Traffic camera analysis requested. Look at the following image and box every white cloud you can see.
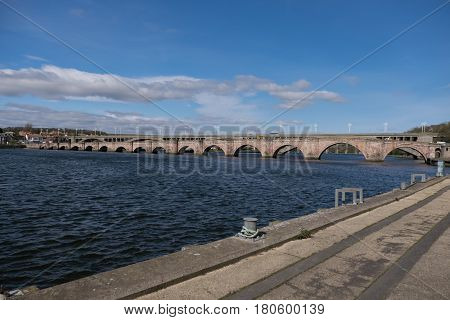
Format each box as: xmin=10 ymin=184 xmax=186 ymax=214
xmin=0 ymin=65 xmax=343 ymax=110
xmin=0 ymin=103 xmax=175 ymax=131
xmin=64 ymin=96 xmax=127 ymax=103
xmin=23 ymin=54 xmax=48 ymax=62
xmin=0 ymin=103 xmax=318 ymax=132
xmin=276 ymin=90 xmax=345 ymax=108
xmin=193 ymin=93 xmax=258 ymax=122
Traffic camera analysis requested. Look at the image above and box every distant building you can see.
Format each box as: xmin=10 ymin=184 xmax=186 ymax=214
xmin=0 ymin=134 xmax=8 ymax=144
xmin=19 ymin=130 xmax=32 ymax=137
xmin=0 ymin=132 xmax=14 ymax=144
xmin=25 ymin=134 xmax=44 ymax=143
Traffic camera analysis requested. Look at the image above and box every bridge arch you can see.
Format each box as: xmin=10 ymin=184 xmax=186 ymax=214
xmin=71 ymin=146 xmax=79 ymax=151
xmin=99 ymin=146 xmax=108 ymax=152
xmin=48 ymin=146 xmax=54 ymax=150
xmin=318 ymin=142 xmax=367 ymax=160
xmin=273 ymin=145 xmax=304 ymax=159
xmin=85 ymin=145 xmax=93 ymax=152
xmin=383 ymin=145 xmax=427 ymax=163
xmin=204 ymin=145 xmax=226 ymax=156
xmin=233 ymin=144 xmax=262 ymax=157
xmin=116 ymin=146 xmax=127 ymax=153
xmin=178 ymin=146 xmax=195 ymax=155
xmin=152 ymin=147 xmax=166 ymax=154
xmin=134 ymin=147 xmax=146 ymax=153
xmin=58 ymin=146 xmax=66 ymax=150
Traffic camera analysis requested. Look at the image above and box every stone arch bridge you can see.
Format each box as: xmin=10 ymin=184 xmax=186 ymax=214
xmin=30 ymin=135 xmax=442 ymax=163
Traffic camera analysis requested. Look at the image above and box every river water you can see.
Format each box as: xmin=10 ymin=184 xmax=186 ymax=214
xmin=0 ymin=149 xmax=436 ymax=290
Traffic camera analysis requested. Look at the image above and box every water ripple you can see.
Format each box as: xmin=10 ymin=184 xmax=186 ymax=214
xmin=0 ymin=149 xmax=435 ymax=289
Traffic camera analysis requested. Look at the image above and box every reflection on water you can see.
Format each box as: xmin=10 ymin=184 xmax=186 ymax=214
xmin=0 ymin=149 xmax=435 ymax=289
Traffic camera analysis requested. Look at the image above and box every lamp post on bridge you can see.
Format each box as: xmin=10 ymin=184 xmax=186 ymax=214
xmin=420 ymin=122 xmax=427 ymax=133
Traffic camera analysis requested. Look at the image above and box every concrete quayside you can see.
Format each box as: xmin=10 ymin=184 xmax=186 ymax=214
xmin=14 ymin=175 xmax=450 ymax=300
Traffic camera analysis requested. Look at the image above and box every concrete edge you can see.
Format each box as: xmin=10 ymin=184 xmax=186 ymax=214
xmin=224 ymin=185 xmax=450 ymax=300
xmin=19 ymin=176 xmax=448 ymax=300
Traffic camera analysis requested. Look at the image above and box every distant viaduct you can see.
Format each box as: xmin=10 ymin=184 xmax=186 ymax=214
xmin=27 ymin=133 xmax=445 ymax=163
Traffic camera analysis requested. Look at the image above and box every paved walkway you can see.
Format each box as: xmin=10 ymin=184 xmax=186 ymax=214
xmin=139 ymin=179 xmax=450 ymax=300
xmin=385 ymin=226 xmax=450 ymax=299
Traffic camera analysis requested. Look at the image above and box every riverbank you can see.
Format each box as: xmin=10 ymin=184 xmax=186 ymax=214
xmin=16 ymin=174 xmax=448 ymax=299
xmin=0 ymin=144 xmax=26 ymax=149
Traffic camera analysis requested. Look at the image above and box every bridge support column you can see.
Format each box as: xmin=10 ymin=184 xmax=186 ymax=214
xmin=364 ymin=154 xmax=384 ymax=162
xmin=361 ymin=142 xmax=387 ymax=162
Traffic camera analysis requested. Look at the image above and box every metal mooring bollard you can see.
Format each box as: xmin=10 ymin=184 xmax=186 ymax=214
xmin=436 ymin=160 xmax=444 ymax=177
xmin=244 ymin=217 xmax=258 ymax=232
xmin=237 ymin=217 xmax=260 ymax=239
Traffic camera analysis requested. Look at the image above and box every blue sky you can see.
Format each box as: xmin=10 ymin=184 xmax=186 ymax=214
xmin=0 ymin=0 xmax=449 ymax=133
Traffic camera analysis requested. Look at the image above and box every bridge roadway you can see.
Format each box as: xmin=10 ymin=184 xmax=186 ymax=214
xmin=28 ymin=134 xmax=441 ymax=162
